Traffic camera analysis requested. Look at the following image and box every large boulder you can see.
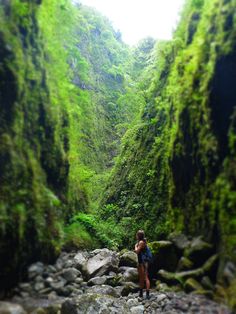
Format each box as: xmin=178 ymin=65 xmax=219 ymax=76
xmin=168 ymin=233 xmax=190 ymax=252
xmin=119 ymin=252 xmax=137 ymax=268
xmin=119 ymin=267 xmax=138 ymax=283
xmin=0 ymin=302 xmax=26 ymax=314
xmin=184 ymin=237 xmax=213 ymax=267
xmin=73 ymin=252 xmax=88 ymax=274
xmin=85 ymin=249 xmax=119 ymax=278
xmin=62 ymin=268 xmax=81 ymax=282
xmin=148 ymin=241 xmax=179 ymax=277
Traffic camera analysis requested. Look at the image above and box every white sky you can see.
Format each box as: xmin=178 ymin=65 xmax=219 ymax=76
xmin=78 ymin=0 xmax=186 ymax=45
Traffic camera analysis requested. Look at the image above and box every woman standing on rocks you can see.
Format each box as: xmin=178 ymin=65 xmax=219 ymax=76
xmin=134 ymin=230 xmax=151 ymax=299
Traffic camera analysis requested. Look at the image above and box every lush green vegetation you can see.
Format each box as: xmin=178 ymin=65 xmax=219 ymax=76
xmin=0 ymin=0 xmax=236 ymax=308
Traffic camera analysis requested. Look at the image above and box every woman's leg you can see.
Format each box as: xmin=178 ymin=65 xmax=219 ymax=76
xmin=137 ymin=264 xmax=145 ymax=297
xmin=144 ymin=262 xmax=150 ymax=299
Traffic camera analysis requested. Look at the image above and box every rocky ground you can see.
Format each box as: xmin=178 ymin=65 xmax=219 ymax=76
xmin=0 ymin=247 xmax=233 ymax=314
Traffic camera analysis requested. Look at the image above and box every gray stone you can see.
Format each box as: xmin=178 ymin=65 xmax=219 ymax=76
xmin=34 ymin=282 xmax=45 ymax=291
xmin=47 ymin=265 xmax=57 ymax=273
xmin=86 ymin=249 xmax=119 ymax=278
xmin=130 ymin=305 xmax=144 ymax=314
xmin=222 ymin=261 xmax=236 ymax=285
xmin=18 ymin=283 xmax=31 ymax=292
xmin=62 ymin=268 xmax=81 ymax=282
xmin=119 ymin=251 xmax=138 ymax=268
xmin=50 ymin=279 xmax=66 ymax=291
xmin=120 ymin=282 xmax=139 ymax=296
xmin=89 ymin=284 xmax=120 ymax=297
xmin=61 ymin=300 xmax=77 ymax=314
xmin=74 ymin=252 xmax=88 ymax=273
xmin=87 ymin=276 xmax=107 ymax=286
xmin=0 ymin=302 xmax=26 ymax=314
xmin=126 ymin=298 xmax=139 ymax=307
xmin=28 ymin=262 xmax=44 ymax=279
xmin=75 ymin=277 xmax=83 ymax=284
xmin=120 ymin=267 xmax=138 ymax=283
xmin=64 ymin=259 xmax=74 ymax=268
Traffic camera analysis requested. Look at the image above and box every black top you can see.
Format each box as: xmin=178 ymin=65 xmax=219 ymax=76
xmin=137 ymin=241 xmax=146 ymax=264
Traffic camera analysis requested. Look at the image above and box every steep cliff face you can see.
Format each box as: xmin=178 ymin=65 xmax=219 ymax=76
xmin=104 ymin=0 xmax=236 ymax=264
xmin=0 ymin=0 xmax=75 ymax=290
xmin=0 ymin=0 xmax=138 ymax=291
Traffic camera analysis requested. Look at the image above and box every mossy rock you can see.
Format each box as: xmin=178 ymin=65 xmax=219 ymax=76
xmin=184 ymin=278 xmax=203 ymax=293
xmin=201 ymin=276 xmax=214 ymax=290
xmin=148 ymin=241 xmax=179 ymax=278
xmin=184 ymin=237 xmax=214 ymax=268
xmin=168 ymin=233 xmax=190 ymax=252
xmin=156 ymin=280 xmax=182 ymax=293
xmin=157 ymin=269 xmax=182 ymax=285
xmin=191 ymin=289 xmax=214 ymax=299
xmin=176 ymin=257 xmax=194 ymax=271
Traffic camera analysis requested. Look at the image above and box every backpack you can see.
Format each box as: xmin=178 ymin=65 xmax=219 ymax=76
xmin=142 ymin=245 xmax=153 ymax=263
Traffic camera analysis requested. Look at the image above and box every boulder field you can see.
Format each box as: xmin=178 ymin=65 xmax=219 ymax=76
xmin=0 ymin=235 xmax=234 ymax=314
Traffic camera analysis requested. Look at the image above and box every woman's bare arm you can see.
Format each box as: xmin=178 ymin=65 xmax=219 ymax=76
xmin=134 ymin=240 xmax=145 ymax=254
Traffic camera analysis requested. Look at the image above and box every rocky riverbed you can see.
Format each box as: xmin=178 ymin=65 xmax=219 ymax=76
xmin=0 ymin=247 xmax=233 ymax=314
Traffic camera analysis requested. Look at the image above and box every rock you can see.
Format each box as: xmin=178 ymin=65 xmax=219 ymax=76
xmin=120 ymin=282 xmax=139 ymax=296
xmin=62 ymin=268 xmax=81 ymax=282
xmin=45 ymin=277 xmax=54 ymax=286
xmin=130 ymin=305 xmax=144 ymax=314
xmin=28 ymin=262 xmax=44 ymax=279
xmin=148 ymin=241 xmax=179 ymax=276
xmin=75 ymin=277 xmax=83 ymax=285
xmin=184 ymin=237 xmax=213 ymax=267
xmin=126 ymin=298 xmax=139 ymax=307
xmin=201 ymin=276 xmax=214 ymax=290
xmin=89 ymin=284 xmax=120 ymax=297
xmin=18 ymin=283 xmax=31 ymax=292
xmin=222 ymin=261 xmax=236 ymax=285
xmin=176 ymin=257 xmax=193 ymax=271
xmin=158 ymin=254 xmax=219 ymax=285
xmin=55 ymin=258 xmax=64 ymax=271
xmin=157 ymin=269 xmax=181 ymax=285
xmin=121 ymin=267 xmax=138 ymax=283
xmin=61 ymin=300 xmax=77 ymax=314
xmin=35 ymin=275 xmax=44 ymax=282
xmin=0 ymin=302 xmax=26 ymax=314
xmin=192 ymin=289 xmax=214 ymax=299
xmin=50 ymin=279 xmax=66 ymax=291
xmin=87 ymin=276 xmax=107 ymax=286
xmin=184 ymin=278 xmax=203 ymax=293
xmin=74 ymin=252 xmax=88 ymax=273
xmin=47 ymin=265 xmax=57 ymax=273
xmin=34 ymin=282 xmax=45 ymax=292
xmin=119 ymin=251 xmax=137 ymax=268
xmin=86 ymin=249 xmax=119 ymax=278
xmin=168 ymin=233 xmax=190 ymax=251
xmin=64 ymin=259 xmax=74 ymax=268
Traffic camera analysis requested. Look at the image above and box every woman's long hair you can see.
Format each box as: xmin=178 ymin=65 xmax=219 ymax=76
xmin=136 ymin=230 xmax=146 ymax=242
